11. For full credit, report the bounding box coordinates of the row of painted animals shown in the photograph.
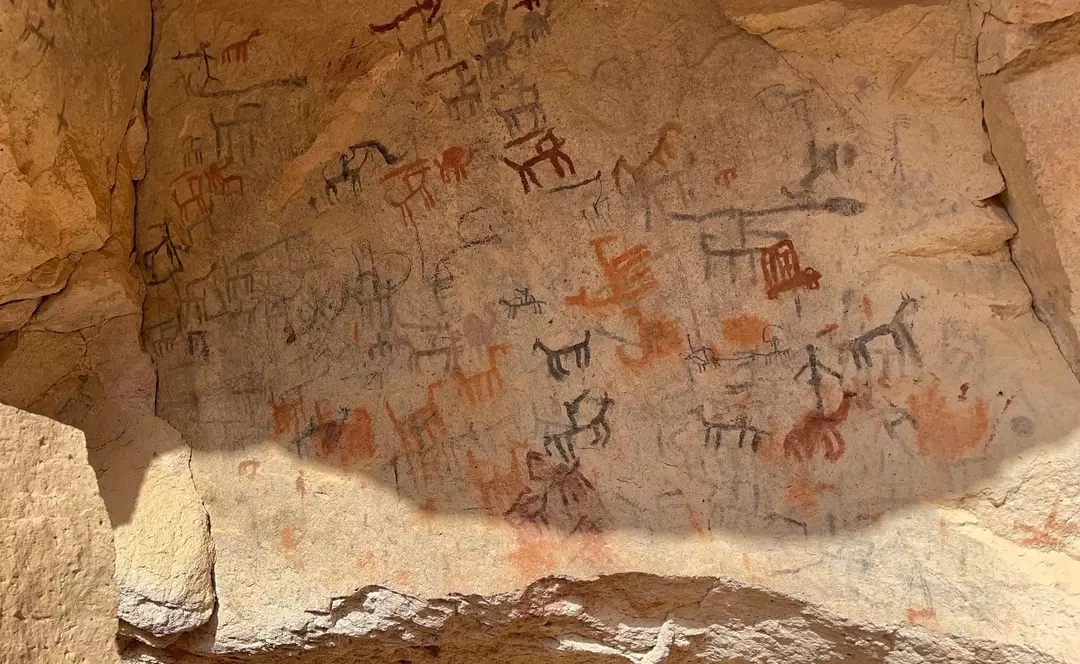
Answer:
[372,296,914,405]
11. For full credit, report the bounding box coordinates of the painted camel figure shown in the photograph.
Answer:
[783,391,857,461]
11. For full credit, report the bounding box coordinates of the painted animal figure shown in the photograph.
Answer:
[499,287,544,318]
[612,121,683,193]
[521,1,552,45]
[381,159,437,224]
[474,35,515,79]
[399,332,462,373]
[684,336,719,372]
[503,129,575,193]
[471,0,509,42]
[323,148,370,202]
[533,330,590,380]
[435,146,473,183]
[543,390,614,461]
[611,121,688,230]
[204,159,244,197]
[691,405,768,452]
[849,294,921,372]
[454,344,508,404]
[171,172,208,223]
[504,452,596,527]
[221,29,261,64]
[385,382,447,456]
[883,407,918,441]
[495,83,545,136]
[783,391,857,461]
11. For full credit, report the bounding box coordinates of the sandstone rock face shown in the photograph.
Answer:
[121,575,1066,664]
[2,0,1080,661]
[0,0,215,646]
[0,403,121,664]
[119,0,1080,660]
[983,0,1080,24]
[980,11,1080,382]
[29,240,143,333]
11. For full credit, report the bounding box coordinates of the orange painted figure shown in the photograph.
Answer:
[612,121,683,193]
[385,382,447,477]
[760,238,821,300]
[782,392,856,461]
[204,157,244,197]
[565,235,656,311]
[906,378,987,460]
[504,451,598,529]
[304,403,376,467]
[237,459,259,478]
[464,443,527,515]
[453,344,508,405]
[434,146,473,183]
[381,159,436,224]
[268,390,305,434]
[221,29,261,64]
[1015,504,1079,549]
[170,171,208,223]
[715,167,737,186]
[785,470,837,518]
[615,307,681,371]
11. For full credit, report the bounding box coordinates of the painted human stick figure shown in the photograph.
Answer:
[794,343,842,414]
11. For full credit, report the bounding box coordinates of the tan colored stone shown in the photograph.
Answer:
[986,0,1080,24]
[979,14,1037,75]
[0,0,150,306]
[1,316,216,643]
[722,0,1004,201]
[116,0,1080,661]
[0,298,39,334]
[7,0,1080,661]
[84,319,215,642]
[123,574,1065,662]
[31,242,143,333]
[0,330,87,410]
[107,416,215,642]
[982,47,1080,380]
[78,317,216,642]
[978,11,1080,74]
[0,402,121,664]
[0,257,76,306]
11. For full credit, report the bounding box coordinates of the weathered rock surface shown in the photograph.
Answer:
[0,0,216,646]
[30,240,143,333]
[116,0,1080,660]
[2,0,1080,661]
[982,0,1080,24]
[121,574,1066,663]
[980,8,1080,382]
[0,403,121,664]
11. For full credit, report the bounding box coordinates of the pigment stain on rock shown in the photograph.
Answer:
[907,379,989,460]
[721,315,769,350]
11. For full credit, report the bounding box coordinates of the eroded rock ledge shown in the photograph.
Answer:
[120,574,1063,663]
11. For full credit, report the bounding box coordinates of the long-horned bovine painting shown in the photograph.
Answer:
[134,0,1070,626]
